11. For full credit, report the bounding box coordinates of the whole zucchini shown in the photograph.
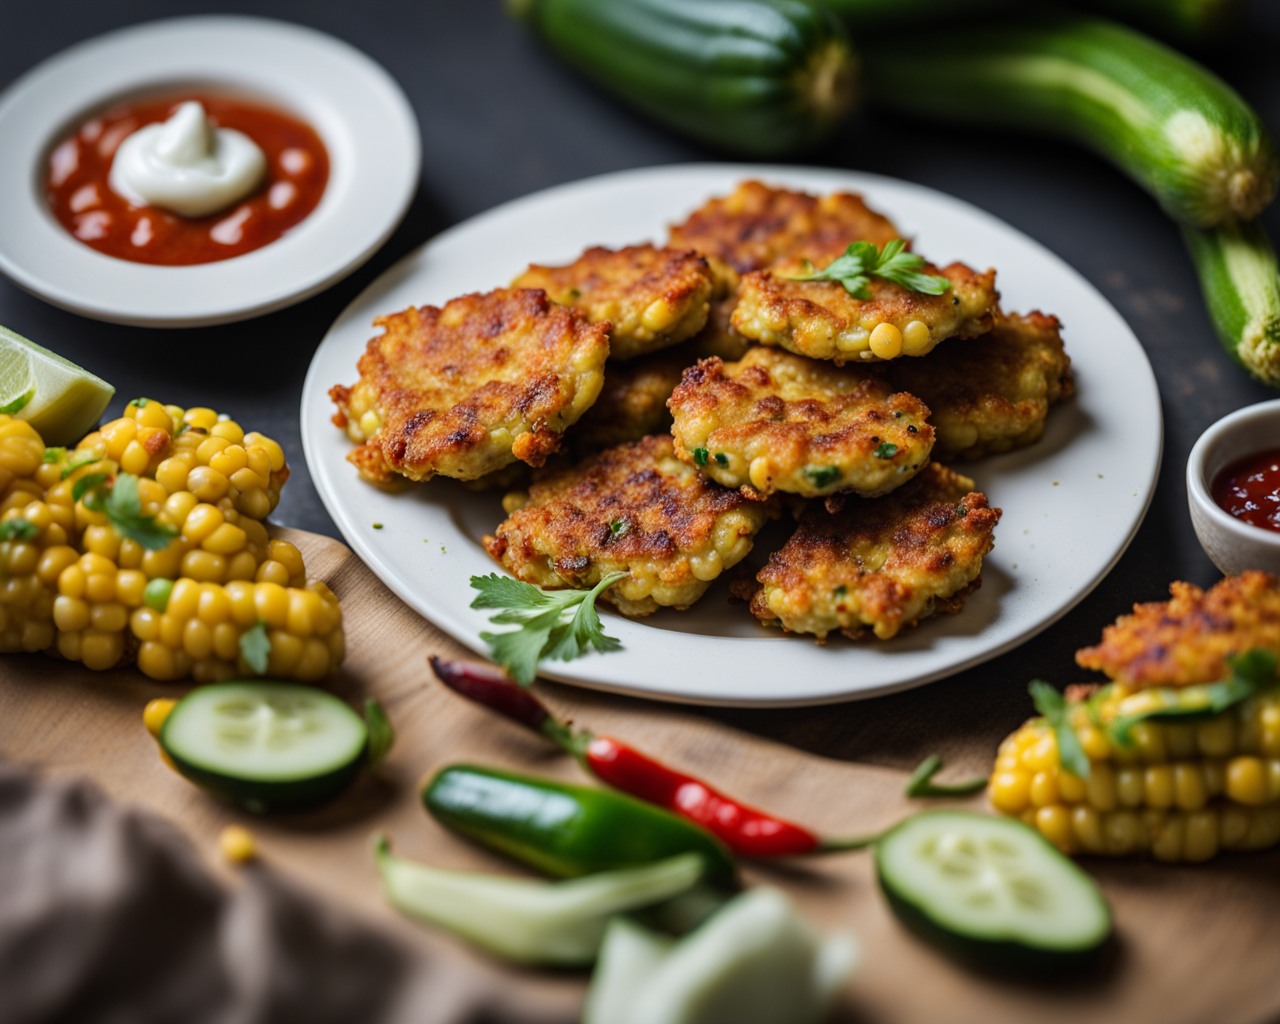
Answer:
[1183,219,1280,387]
[861,15,1277,228]
[510,0,858,157]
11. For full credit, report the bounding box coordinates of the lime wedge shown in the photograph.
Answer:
[0,325,115,446]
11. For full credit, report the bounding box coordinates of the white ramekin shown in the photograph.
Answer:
[1187,398,1280,575]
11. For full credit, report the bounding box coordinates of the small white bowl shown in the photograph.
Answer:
[0,16,420,327]
[1187,398,1280,575]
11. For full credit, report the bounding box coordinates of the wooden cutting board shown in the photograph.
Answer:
[2,528,1278,1024]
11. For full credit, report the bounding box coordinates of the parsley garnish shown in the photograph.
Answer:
[833,584,848,597]
[128,397,151,408]
[788,239,952,300]
[60,450,99,479]
[713,453,729,466]
[609,519,629,537]
[692,448,709,466]
[72,472,178,551]
[805,466,840,488]
[470,571,626,685]
[874,442,899,459]
[1029,680,1090,780]
[43,447,64,463]
[239,621,271,674]
[0,518,39,541]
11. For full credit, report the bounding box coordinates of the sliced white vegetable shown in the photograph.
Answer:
[374,840,703,966]
[583,887,857,1024]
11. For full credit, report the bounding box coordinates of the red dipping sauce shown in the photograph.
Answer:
[46,94,329,266]
[1212,448,1280,533]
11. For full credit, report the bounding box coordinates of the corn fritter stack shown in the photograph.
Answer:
[990,686,1280,862]
[0,402,345,684]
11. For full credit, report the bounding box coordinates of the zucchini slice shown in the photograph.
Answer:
[861,15,1278,227]
[875,811,1111,968]
[160,681,369,812]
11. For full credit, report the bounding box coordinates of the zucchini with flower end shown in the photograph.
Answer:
[509,0,857,157]
[861,15,1278,227]
[1183,219,1280,387]
[155,681,393,812]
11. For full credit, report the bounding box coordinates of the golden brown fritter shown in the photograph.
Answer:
[668,347,934,499]
[744,463,1001,640]
[732,260,999,364]
[1076,572,1280,687]
[330,288,610,483]
[485,434,777,616]
[512,245,712,360]
[880,311,1074,461]
[686,295,755,362]
[566,349,691,455]
[668,180,901,287]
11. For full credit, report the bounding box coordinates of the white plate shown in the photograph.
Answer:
[0,16,420,327]
[301,165,1162,707]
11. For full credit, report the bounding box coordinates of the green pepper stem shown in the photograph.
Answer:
[905,755,989,798]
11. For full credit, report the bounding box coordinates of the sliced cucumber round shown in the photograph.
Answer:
[875,811,1110,969]
[160,681,368,812]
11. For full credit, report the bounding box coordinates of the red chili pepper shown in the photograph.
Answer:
[429,657,871,857]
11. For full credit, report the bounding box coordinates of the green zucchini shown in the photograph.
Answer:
[875,811,1111,970]
[160,681,388,812]
[1076,0,1240,43]
[1183,219,1280,387]
[861,15,1278,227]
[509,0,857,157]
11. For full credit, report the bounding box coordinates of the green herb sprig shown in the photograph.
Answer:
[905,755,988,798]
[470,572,626,685]
[787,239,951,300]
[1029,680,1091,780]
[72,472,178,551]
[0,518,39,542]
[239,621,271,674]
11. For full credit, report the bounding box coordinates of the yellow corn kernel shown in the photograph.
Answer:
[265,629,302,675]
[201,522,247,556]
[236,488,271,521]
[327,630,345,664]
[116,569,147,607]
[184,407,218,431]
[117,539,144,570]
[1221,805,1250,850]
[1196,716,1235,758]
[209,444,248,476]
[38,546,79,585]
[1150,812,1184,862]
[57,564,86,598]
[143,698,176,738]
[1035,805,1075,853]
[142,545,183,580]
[164,490,199,527]
[220,824,257,864]
[158,613,184,648]
[187,466,230,503]
[1057,769,1086,804]
[168,579,201,620]
[254,582,289,627]
[131,607,161,642]
[1116,767,1144,808]
[82,524,121,561]
[90,602,128,633]
[255,559,290,586]
[84,572,116,603]
[1028,769,1059,808]
[989,770,1031,813]
[226,581,257,626]
[131,400,174,431]
[226,550,257,581]
[1173,763,1208,811]
[138,640,178,681]
[156,454,195,493]
[182,618,214,660]
[1021,733,1059,773]
[1068,805,1103,853]
[119,440,152,476]
[213,621,240,661]
[20,501,52,531]
[901,319,931,356]
[229,467,266,494]
[53,595,91,632]
[1183,810,1219,862]
[285,588,316,637]
[193,659,237,684]
[197,584,233,625]
[6,542,38,575]
[182,504,224,544]
[1165,723,1197,759]
[1103,810,1145,855]
[1226,756,1269,805]
[56,629,81,662]
[867,322,903,360]
[196,436,232,464]
[244,433,285,473]
[100,417,137,460]
[995,753,1020,772]
[81,629,124,671]
[294,637,331,681]
[1143,764,1174,809]
[245,446,272,480]
[1085,761,1117,812]
[1131,722,1167,763]
[268,540,305,578]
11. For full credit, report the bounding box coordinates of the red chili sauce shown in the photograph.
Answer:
[46,94,329,266]
[1212,448,1280,533]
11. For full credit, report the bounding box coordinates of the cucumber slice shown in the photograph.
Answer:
[160,681,368,812]
[875,811,1110,969]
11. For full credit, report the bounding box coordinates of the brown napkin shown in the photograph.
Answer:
[0,763,571,1024]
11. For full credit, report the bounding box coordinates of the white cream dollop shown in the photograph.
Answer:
[108,101,266,218]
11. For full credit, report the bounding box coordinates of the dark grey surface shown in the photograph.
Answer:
[2,0,1278,764]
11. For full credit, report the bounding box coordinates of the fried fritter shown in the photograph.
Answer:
[668,347,934,499]
[512,245,712,360]
[743,463,1000,640]
[668,180,901,287]
[485,434,777,616]
[330,288,609,483]
[1076,572,1280,687]
[566,349,690,455]
[687,294,755,362]
[732,259,999,364]
[880,311,1073,461]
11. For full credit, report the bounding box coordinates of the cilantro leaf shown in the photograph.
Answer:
[692,447,709,466]
[873,442,899,459]
[471,571,626,685]
[61,450,99,479]
[239,621,271,675]
[1029,680,1090,780]
[804,466,840,488]
[103,473,179,551]
[786,239,952,300]
[0,518,39,542]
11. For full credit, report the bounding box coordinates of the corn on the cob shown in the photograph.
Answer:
[0,402,345,686]
[991,685,1280,861]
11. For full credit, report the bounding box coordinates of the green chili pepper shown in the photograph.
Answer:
[422,764,738,885]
